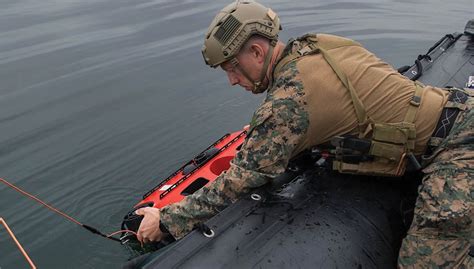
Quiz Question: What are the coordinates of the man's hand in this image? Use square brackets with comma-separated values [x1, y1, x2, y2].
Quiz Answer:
[135, 207, 164, 243]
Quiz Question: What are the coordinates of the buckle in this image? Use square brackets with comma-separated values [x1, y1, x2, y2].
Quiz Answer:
[410, 95, 421, 106]
[297, 46, 312, 56]
[230, 58, 239, 66]
[330, 136, 344, 147]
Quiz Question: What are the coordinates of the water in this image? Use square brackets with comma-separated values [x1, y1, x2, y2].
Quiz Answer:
[0, 0, 471, 268]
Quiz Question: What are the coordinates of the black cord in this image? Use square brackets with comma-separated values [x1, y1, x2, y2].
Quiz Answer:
[82, 224, 121, 243]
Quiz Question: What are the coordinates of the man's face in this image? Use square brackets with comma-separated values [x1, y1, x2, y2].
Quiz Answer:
[220, 50, 262, 92]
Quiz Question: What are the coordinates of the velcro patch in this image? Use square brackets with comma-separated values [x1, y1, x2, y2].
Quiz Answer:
[267, 9, 276, 20]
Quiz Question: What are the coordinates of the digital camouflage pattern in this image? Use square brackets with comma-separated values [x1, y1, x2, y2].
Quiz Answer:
[160, 60, 309, 239]
[398, 93, 474, 268]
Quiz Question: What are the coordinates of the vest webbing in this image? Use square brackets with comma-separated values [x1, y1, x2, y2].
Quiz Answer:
[273, 34, 423, 143]
[272, 34, 427, 176]
[274, 35, 371, 136]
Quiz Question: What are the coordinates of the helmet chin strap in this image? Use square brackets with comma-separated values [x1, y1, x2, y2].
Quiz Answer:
[230, 39, 277, 94]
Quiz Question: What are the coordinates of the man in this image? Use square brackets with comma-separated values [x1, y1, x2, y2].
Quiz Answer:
[136, 1, 473, 268]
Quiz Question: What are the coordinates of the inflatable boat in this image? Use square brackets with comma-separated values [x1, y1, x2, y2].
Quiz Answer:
[122, 20, 474, 268]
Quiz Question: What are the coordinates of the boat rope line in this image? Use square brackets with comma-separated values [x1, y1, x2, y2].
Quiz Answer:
[0, 177, 137, 244]
[0, 217, 37, 269]
[397, 33, 461, 80]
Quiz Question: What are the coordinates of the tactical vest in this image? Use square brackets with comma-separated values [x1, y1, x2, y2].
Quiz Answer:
[273, 34, 429, 177]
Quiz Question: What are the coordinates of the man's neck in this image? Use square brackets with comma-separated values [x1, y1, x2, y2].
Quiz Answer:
[265, 41, 286, 87]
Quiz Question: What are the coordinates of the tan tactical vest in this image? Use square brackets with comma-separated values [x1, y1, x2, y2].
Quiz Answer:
[272, 34, 449, 176]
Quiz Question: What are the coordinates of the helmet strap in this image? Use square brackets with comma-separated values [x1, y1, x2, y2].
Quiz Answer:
[253, 39, 277, 93]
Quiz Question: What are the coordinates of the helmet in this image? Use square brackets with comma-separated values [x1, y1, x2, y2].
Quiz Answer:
[202, 1, 281, 68]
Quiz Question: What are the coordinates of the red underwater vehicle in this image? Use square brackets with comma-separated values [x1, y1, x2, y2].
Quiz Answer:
[121, 129, 247, 234]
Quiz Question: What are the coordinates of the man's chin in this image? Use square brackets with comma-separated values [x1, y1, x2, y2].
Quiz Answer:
[240, 85, 261, 93]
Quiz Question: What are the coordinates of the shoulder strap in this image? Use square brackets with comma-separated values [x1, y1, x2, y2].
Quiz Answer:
[404, 82, 424, 123]
[315, 45, 371, 135]
[273, 34, 370, 136]
[275, 34, 360, 76]
[306, 34, 361, 50]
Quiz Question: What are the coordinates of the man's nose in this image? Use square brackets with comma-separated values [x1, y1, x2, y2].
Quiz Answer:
[227, 73, 239, 86]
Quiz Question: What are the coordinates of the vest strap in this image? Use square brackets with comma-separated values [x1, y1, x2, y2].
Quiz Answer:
[316, 46, 373, 136]
[444, 101, 467, 110]
[274, 34, 371, 136]
[254, 39, 277, 92]
[404, 83, 424, 123]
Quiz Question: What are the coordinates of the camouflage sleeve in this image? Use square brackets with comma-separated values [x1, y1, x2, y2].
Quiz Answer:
[159, 96, 309, 239]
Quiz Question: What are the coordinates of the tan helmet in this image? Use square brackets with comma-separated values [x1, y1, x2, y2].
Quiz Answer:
[202, 1, 281, 68]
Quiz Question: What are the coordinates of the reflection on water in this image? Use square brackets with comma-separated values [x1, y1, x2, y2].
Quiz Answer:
[0, 0, 471, 268]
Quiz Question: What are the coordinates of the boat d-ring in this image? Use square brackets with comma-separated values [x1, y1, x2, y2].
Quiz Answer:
[203, 228, 215, 238]
[250, 193, 262, 201]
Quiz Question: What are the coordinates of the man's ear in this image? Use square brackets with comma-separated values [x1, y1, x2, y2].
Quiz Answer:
[249, 44, 265, 63]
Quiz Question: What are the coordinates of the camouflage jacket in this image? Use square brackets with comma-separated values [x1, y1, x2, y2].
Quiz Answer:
[160, 43, 310, 239]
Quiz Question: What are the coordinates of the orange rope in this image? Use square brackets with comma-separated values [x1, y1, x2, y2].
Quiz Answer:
[0, 217, 37, 269]
[0, 177, 140, 243]
[0, 177, 82, 226]
[108, 229, 143, 247]
[107, 229, 137, 238]
[107, 229, 143, 247]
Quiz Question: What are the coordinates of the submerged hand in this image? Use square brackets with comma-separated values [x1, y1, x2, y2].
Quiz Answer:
[135, 207, 163, 243]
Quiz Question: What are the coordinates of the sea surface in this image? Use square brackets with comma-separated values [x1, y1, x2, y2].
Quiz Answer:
[0, 0, 471, 268]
